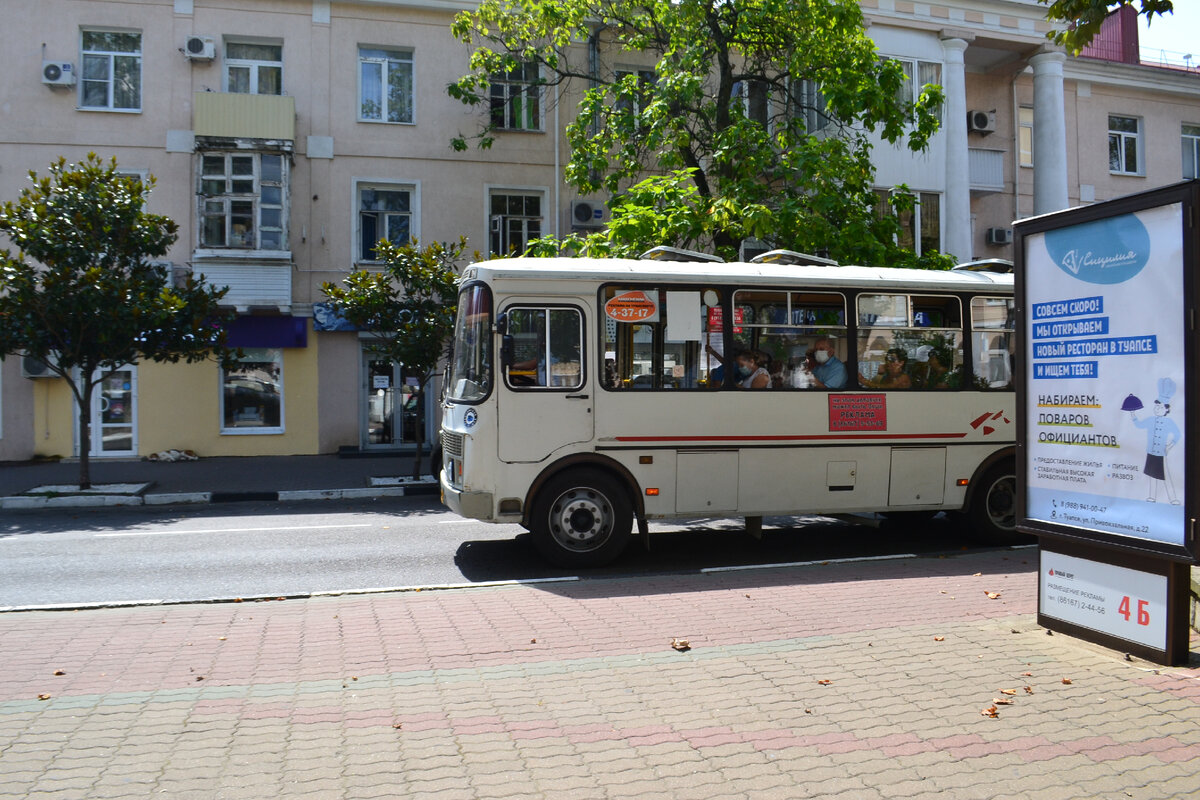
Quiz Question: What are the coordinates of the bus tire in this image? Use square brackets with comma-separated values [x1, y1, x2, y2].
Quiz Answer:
[967, 461, 1029, 544]
[530, 469, 633, 568]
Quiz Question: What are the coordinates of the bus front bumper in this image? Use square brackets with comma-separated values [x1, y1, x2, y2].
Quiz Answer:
[440, 476, 495, 521]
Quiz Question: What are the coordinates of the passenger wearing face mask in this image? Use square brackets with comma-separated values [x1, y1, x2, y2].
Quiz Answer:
[805, 337, 847, 389]
[735, 350, 772, 389]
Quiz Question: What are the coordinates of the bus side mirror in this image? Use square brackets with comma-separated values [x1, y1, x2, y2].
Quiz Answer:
[500, 335, 514, 368]
[495, 312, 508, 335]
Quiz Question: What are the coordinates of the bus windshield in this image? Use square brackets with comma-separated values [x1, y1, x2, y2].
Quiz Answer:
[446, 283, 492, 403]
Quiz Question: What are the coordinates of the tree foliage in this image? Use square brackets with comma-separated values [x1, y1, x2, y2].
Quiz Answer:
[321, 239, 464, 478]
[0, 154, 232, 487]
[1040, 0, 1173, 53]
[450, 0, 949, 266]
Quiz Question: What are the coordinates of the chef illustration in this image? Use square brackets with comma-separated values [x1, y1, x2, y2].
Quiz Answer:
[1125, 377, 1181, 504]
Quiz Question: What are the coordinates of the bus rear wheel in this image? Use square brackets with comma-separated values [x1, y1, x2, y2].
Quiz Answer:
[531, 469, 633, 568]
[968, 461, 1030, 544]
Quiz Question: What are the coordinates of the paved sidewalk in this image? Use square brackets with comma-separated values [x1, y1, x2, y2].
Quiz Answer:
[0, 453, 437, 509]
[2, 549, 1198, 799]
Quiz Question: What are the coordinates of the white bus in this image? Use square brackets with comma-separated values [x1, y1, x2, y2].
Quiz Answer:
[439, 254, 1016, 567]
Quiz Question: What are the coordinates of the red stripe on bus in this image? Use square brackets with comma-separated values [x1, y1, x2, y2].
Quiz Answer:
[612, 433, 970, 442]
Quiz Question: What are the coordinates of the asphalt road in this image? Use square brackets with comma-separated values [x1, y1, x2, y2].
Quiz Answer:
[0, 497, 1010, 608]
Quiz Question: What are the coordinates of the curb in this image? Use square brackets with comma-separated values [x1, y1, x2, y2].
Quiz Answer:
[1, 482, 440, 510]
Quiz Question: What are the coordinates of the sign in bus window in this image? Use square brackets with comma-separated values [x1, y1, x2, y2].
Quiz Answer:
[504, 306, 583, 389]
[603, 286, 721, 389]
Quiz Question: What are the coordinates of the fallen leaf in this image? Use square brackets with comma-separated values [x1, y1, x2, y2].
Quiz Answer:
[1021, 672, 1033, 677]
[1061, 678, 1073, 685]
[670, 638, 691, 652]
[530, 638, 537, 644]
[986, 592, 1002, 600]
[817, 679, 832, 686]
[992, 698, 1014, 705]
[218, 637, 227, 641]
[1024, 686, 1034, 694]
[351, 676, 358, 681]
[52, 670, 65, 676]
[195, 676, 205, 681]
[939, 590, 947, 594]
[805, 709, 812, 714]
[37, 694, 51, 701]
[392, 722, 403, 730]
[973, 572, 982, 577]
[981, 705, 999, 718]
[933, 636, 945, 642]
[998, 688, 1017, 696]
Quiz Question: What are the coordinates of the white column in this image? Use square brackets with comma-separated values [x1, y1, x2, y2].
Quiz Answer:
[1030, 51, 1069, 215]
[941, 37, 971, 263]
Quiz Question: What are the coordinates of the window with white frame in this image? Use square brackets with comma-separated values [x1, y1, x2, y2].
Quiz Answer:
[359, 47, 413, 123]
[888, 57, 942, 121]
[357, 183, 414, 261]
[226, 41, 282, 95]
[1183, 124, 1200, 179]
[80, 30, 142, 111]
[199, 153, 287, 251]
[222, 348, 283, 433]
[874, 189, 941, 256]
[1108, 115, 1142, 175]
[489, 62, 542, 131]
[1019, 107, 1034, 167]
[489, 191, 543, 257]
[791, 78, 829, 134]
[614, 68, 655, 126]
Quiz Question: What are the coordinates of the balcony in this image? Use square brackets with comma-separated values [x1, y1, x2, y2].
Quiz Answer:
[968, 148, 1005, 194]
[193, 93, 295, 142]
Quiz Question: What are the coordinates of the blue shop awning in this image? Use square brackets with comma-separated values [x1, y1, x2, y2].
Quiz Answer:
[225, 315, 308, 348]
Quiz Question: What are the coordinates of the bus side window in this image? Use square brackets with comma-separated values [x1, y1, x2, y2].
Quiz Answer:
[504, 306, 583, 390]
[971, 296, 1015, 389]
[603, 286, 723, 390]
[857, 294, 964, 390]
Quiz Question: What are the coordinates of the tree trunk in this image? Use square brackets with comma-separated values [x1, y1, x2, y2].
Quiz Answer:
[78, 382, 93, 490]
[410, 378, 426, 481]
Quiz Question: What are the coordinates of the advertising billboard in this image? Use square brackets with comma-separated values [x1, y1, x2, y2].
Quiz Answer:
[1016, 182, 1198, 562]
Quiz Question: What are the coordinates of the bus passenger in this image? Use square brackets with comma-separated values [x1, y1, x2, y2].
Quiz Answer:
[860, 348, 911, 389]
[805, 337, 847, 389]
[737, 351, 772, 389]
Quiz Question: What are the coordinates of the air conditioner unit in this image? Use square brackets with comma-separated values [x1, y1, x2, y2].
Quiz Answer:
[21, 353, 61, 379]
[184, 35, 216, 61]
[42, 61, 75, 86]
[986, 227, 1013, 246]
[967, 109, 996, 135]
[570, 200, 607, 228]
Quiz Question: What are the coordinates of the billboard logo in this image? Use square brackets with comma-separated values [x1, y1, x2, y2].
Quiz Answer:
[1043, 213, 1150, 285]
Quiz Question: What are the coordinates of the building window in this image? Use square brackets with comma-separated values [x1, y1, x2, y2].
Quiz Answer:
[615, 68, 655, 127]
[222, 348, 283, 433]
[489, 191, 543, 256]
[490, 62, 541, 131]
[199, 153, 287, 251]
[888, 57, 942, 121]
[1183, 124, 1200, 179]
[80, 30, 141, 111]
[874, 189, 941, 256]
[1108, 115, 1142, 175]
[359, 47, 413, 123]
[1019, 107, 1034, 167]
[226, 41, 282, 95]
[357, 183, 413, 261]
[792, 79, 829, 134]
[732, 79, 770, 127]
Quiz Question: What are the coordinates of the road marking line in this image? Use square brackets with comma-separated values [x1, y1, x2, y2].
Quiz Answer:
[95, 523, 373, 538]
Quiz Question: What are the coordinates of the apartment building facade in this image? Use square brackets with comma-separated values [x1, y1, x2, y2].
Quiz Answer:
[0, 0, 1197, 462]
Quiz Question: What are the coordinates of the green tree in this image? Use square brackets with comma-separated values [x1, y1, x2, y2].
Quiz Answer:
[0, 154, 233, 489]
[450, 0, 947, 265]
[321, 239, 464, 479]
[1040, 0, 1174, 53]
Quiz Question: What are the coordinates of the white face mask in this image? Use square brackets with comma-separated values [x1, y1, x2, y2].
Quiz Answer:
[814, 350, 830, 364]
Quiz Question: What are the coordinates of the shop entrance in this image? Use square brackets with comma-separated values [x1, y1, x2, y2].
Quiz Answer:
[362, 355, 426, 450]
[80, 366, 138, 457]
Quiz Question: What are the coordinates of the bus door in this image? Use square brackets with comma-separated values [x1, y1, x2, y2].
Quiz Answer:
[497, 303, 593, 462]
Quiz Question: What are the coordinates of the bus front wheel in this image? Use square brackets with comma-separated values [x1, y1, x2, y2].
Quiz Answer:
[967, 461, 1029, 544]
[530, 469, 633, 568]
